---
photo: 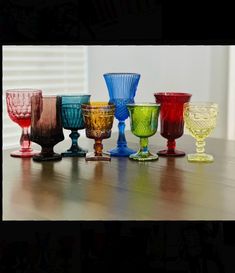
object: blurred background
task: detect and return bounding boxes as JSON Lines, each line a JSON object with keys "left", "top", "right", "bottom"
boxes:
{"left": 2, "top": 45, "right": 235, "bottom": 149}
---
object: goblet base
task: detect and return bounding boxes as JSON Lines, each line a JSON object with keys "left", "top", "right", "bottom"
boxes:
{"left": 33, "top": 153, "right": 62, "bottom": 162}
{"left": 10, "top": 149, "right": 40, "bottom": 158}
{"left": 129, "top": 151, "right": 158, "bottom": 161}
{"left": 187, "top": 153, "right": 214, "bottom": 163}
{"left": 157, "top": 149, "right": 185, "bottom": 157}
{"left": 61, "top": 149, "right": 87, "bottom": 157}
{"left": 109, "top": 146, "right": 136, "bottom": 157}
{"left": 85, "top": 152, "right": 111, "bottom": 161}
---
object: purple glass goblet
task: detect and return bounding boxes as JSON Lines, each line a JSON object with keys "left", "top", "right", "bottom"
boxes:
{"left": 30, "top": 95, "right": 64, "bottom": 162}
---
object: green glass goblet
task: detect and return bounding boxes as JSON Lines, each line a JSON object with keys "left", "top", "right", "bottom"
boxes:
{"left": 127, "top": 103, "right": 160, "bottom": 161}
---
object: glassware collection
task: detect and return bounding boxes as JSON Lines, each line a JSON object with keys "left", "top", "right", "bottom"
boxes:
{"left": 5, "top": 72, "right": 219, "bottom": 163}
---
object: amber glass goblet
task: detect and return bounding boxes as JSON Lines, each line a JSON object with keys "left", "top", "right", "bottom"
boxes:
{"left": 81, "top": 102, "right": 115, "bottom": 161}
{"left": 30, "top": 96, "right": 64, "bottom": 162}
{"left": 154, "top": 92, "right": 192, "bottom": 156}
{"left": 184, "top": 102, "right": 219, "bottom": 162}
{"left": 6, "top": 89, "right": 42, "bottom": 158}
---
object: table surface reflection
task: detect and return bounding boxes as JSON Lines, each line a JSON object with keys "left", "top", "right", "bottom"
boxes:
{"left": 3, "top": 131, "right": 235, "bottom": 220}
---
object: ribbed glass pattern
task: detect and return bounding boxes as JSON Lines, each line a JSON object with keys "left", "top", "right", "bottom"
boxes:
{"left": 62, "top": 104, "right": 83, "bottom": 130}
{"left": 60, "top": 95, "right": 91, "bottom": 157}
{"left": 103, "top": 73, "right": 140, "bottom": 99}
{"left": 103, "top": 73, "right": 140, "bottom": 157}
{"left": 61, "top": 95, "right": 90, "bottom": 130}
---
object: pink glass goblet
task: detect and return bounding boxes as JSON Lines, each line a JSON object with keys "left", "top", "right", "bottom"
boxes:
{"left": 154, "top": 92, "right": 192, "bottom": 156}
{"left": 6, "top": 89, "right": 42, "bottom": 158}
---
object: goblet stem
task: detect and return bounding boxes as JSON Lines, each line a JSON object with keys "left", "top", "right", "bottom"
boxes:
{"left": 41, "top": 147, "right": 54, "bottom": 156}
{"left": 33, "top": 146, "right": 62, "bottom": 161}
{"left": 117, "top": 121, "right": 127, "bottom": 147}
{"left": 94, "top": 139, "right": 103, "bottom": 156}
{"left": 140, "top": 137, "right": 149, "bottom": 153}
{"left": 196, "top": 139, "right": 206, "bottom": 154}
{"left": 68, "top": 130, "right": 79, "bottom": 151}
{"left": 129, "top": 137, "right": 158, "bottom": 161}
{"left": 20, "top": 127, "right": 32, "bottom": 151}
{"left": 167, "top": 139, "right": 176, "bottom": 153}
{"left": 187, "top": 139, "right": 213, "bottom": 162}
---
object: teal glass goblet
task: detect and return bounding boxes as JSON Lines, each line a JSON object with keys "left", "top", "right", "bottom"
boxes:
{"left": 61, "top": 95, "right": 90, "bottom": 157}
{"left": 127, "top": 103, "right": 160, "bottom": 161}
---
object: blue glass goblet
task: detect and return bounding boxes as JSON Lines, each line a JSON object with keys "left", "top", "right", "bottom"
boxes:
{"left": 103, "top": 73, "right": 141, "bottom": 157}
{"left": 61, "top": 95, "right": 90, "bottom": 157}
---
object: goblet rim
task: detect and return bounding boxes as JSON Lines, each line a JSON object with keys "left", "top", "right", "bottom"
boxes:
{"left": 62, "top": 103, "right": 83, "bottom": 107}
{"left": 184, "top": 102, "right": 218, "bottom": 108}
{"left": 127, "top": 102, "right": 160, "bottom": 107}
{"left": 40, "top": 95, "right": 58, "bottom": 98}
{"left": 6, "top": 88, "right": 42, "bottom": 94}
{"left": 154, "top": 92, "right": 192, "bottom": 97}
{"left": 60, "top": 94, "right": 91, "bottom": 97}
{"left": 81, "top": 102, "right": 115, "bottom": 110}
{"left": 103, "top": 72, "right": 141, "bottom": 77}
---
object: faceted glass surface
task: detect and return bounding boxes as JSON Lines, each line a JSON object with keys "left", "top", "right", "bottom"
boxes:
{"left": 184, "top": 102, "right": 218, "bottom": 162}
{"left": 82, "top": 102, "right": 115, "bottom": 161}
{"left": 127, "top": 103, "right": 160, "bottom": 161}
{"left": 6, "top": 89, "right": 42, "bottom": 157}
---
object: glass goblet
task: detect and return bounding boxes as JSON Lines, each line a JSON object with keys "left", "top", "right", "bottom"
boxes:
{"left": 30, "top": 95, "right": 65, "bottom": 162}
{"left": 127, "top": 103, "right": 160, "bottom": 161}
{"left": 81, "top": 102, "right": 115, "bottom": 161}
{"left": 183, "top": 102, "right": 219, "bottom": 162}
{"left": 6, "top": 89, "right": 42, "bottom": 158}
{"left": 103, "top": 73, "right": 141, "bottom": 157}
{"left": 61, "top": 94, "right": 91, "bottom": 157}
{"left": 154, "top": 92, "right": 192, "bottom": 156}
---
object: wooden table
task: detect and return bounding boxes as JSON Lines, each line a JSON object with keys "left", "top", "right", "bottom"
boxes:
{"left": 3, "top": 131, "right": 235, "bottom": 220}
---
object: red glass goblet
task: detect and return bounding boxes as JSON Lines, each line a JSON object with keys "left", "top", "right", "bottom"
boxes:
{"left": 30, "top": 95, "right": 64, "bottom": 162}
{"left": 6, "top": 89, "right": 42, "bottom": 158}
{"left": 154, "top": 92, "right": 192, "bottom": 156}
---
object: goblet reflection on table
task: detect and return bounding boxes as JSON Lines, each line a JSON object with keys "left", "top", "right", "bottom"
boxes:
{"left": 184, "top": 102, "right": 218, "bottom": 162}
{"left": 104, "top": 73, "right": 140, "bottom": 157}
{"left": 6, "top": 89, "right": 42, "bottom": 158}
{"left": 30, "top": 95, "right": 64, "bottom": 162}
{"left": 154, "top": 92, "right": 192, "bottom": 156}
{"left": 81, "top": 102, "right": 115, "bottom": 161}
{"left": 127, "top": 103, "right": 160, "bottom": 161}
{"left": 61, "top": 95, "right": 90, "bottom": 157}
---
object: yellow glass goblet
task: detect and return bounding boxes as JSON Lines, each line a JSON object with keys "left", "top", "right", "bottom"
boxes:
{"left": 183, "top": 102, "right": 218, "bottom": 162}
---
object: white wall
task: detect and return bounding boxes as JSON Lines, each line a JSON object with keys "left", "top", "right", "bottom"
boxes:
{"left": 87, "top": 46, "right": 229, "bottom": 139}
{"left": 227, "top": 46, "right": 235, "bottom": 140}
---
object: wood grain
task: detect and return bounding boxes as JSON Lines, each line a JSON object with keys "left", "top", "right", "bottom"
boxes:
{"left": 3, "top": 131, "right": 235, "bottom": 220}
